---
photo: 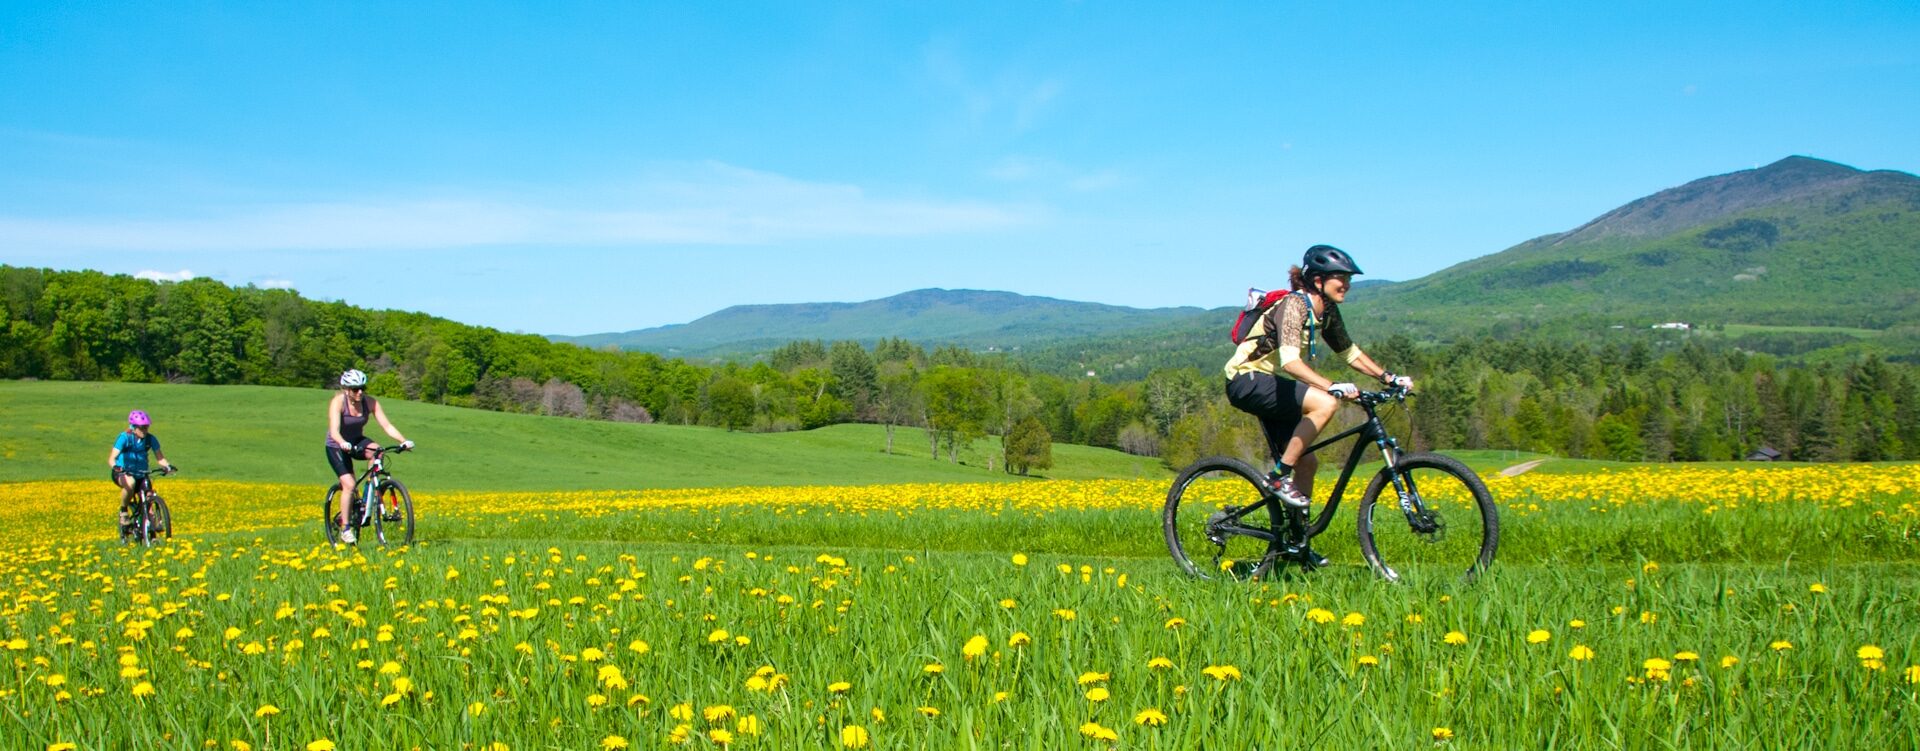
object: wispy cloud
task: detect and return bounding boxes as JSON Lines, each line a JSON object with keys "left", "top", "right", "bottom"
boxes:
{"left": 134, "top": 269, "right": 195, "bottom": 281}
{"left": 0, "top": 163, "right": 1037, "bottom": 252}
{"left": 984, "top": 156, "right": 1134, "bottom": 192}
{"left": 922, "top": 39, "right": 1067, "bottom": 132}
{"left": 256, "top": 278, "right": 294, "bottom": 289}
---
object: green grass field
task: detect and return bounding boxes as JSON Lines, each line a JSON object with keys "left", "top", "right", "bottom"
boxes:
{"left": 3, "top": 381, "right": 1916, "bottom": 749}
{"left": 0, "top": 380, "right": 1164, "bottom": 490}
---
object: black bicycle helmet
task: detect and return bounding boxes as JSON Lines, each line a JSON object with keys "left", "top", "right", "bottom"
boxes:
{"left": 1303, "top": 244, "right": 1363, "bottom": 276}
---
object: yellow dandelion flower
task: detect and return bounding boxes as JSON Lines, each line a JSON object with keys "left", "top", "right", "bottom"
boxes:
{"left": 924, "top": 662, "right": 946, "bottom": 674}
{"left": 1720, "top": 656, "right": 1739, "bottom": 669}
{"left": 963, "top": 634, "right": 989, "bottom": 660}
{"left": 1077, "top": 671, "right": 1110, "bottom": 685}
{"left": 1432, "top": 727, "right": 1454, "bottom": 741}
{"left": 1674, "top": 651, "right": 1699, "bottom": 662}
{"left": 1527, "top": 630, "right": 1551, "bottom": 645}
{"left": 1078, "top": 721, "right": 1118, "bottom": 741}
{"left": 1809, "top": 583, "right": 1827, "bottom": 594}
{"left": 1163, "top": 617, "right": 1186, "bottom": 629}
{"left": 839, "top": 725, "right": 869, "bottom": 748}
{"left": 600, "top": 736, "right": 629, "bottom": 750}
{"left": 1342, "top": 612, "right": 1365, "bottom": 627}
{"left": 1305, "top": 608, "right": 1335, "bottom": 625}
{"left": 1568, "top": 645, "right": 1595, "bottom": 661}
{"left": 1771, "top": 640, "right": 1793, "bottom": 652}
{"left": 1358, "top": 655, "right": 1380, "bottom": 667}
{"left": 1443, "top": 631, "right": 1467, "bottom": 646}
{"left": 1904, "top": 665, "right": 1920, "bottom": 684}
{"left": 131, "top": 681, "right": 155, "bottom": 698}
{"left": 1147, "top": 656, "right": 1174, "bottom": 670}
{"left": 1086, "top": 687, "right": 1110, "bottom": 702}
{"left": 828, "top": 681, "right": 851, "bottom": 694}
{"left": 1011, "top": 554, "right": 1028, "bottom": 566}
{"left": 1134, "top": 708, "right": 1168, "bottom": 726}
{"left": 307, "top": 742, "right": 337, "bottom": 751}
{"left": 255, "top": 705, "right": 281, "bottom": 718}
{"left": 708, "top": 729, "right": 733, "bottom": 745}
{"left": 1202, "top": 665, "right": 1242, "bottom": 681}
{"left": 1858, "top": 645, "right": 1885, "bottom": 661}
{"left": 1009, "top": 632, "right": 1032, "bottom": 647}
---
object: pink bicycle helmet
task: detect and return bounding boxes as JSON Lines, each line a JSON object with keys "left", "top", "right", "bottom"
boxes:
{"left": 128, "top": 410, "right": 151, "bottom": 426}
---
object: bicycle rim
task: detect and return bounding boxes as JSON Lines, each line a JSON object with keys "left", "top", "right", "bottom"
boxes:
{"left": 1357, "top": 453, "right": 1498, "bottom": 585}
{"left": 1164, "top": 457, "right": 1282, "bottom": 581}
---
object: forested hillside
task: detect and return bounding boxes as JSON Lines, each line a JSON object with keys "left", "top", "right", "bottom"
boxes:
{"left": 5, "top": 266, "right": 1918, "bottom": 467}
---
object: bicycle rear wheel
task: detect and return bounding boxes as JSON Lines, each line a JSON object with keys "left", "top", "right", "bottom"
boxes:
{"left": 372, "top": 479, "right": 414, "bottom": 546}
{"left": 1164, "top": 456, "right": 1283, "bottom": 580}
{"left": 1356, "top": 452, "right": 1498, "bottom": 585}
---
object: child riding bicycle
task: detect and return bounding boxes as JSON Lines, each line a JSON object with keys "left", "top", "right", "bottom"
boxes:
{"left": 109, "top": 409, "right": 173, "bottom": 527}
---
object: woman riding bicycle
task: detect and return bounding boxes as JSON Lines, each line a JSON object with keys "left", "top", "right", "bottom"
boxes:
{"left": 110, "top": 409, "right": 173, "bottom": 527}
{"left": 1224, "top": 245, "right": 1414, "bottom": 565}
{"left": 327, "top": 369, "right": 412, "bottom": 544}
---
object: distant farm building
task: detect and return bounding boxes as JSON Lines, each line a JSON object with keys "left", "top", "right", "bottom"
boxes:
{"left": 1745, "top": 446, "right": 1783, "bottom": 462}
{"left": 1652, "top": 322, "right": 1692, "bottom": 331}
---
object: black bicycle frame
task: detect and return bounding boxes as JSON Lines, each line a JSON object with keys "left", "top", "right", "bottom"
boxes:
{"left": 1213, "top": 398, "right": 1410, "bottom": 542}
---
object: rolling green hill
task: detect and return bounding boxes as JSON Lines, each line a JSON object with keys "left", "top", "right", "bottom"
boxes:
{"left": 0, "top": 381, "right": 1166, "bottom": 490}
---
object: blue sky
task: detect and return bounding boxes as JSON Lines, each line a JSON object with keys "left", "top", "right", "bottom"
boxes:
{"left": 3, "top": 2, "right": 1916, "bottom": 335}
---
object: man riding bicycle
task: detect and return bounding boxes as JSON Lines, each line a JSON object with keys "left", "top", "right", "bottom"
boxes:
{"left": 109, "top": 410, "right": 173, "bottom": 528}
{"left": 1224, "top": 245, "right": 1415, "bottom": 566}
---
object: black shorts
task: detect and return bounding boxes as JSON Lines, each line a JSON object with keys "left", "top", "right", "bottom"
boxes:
{"left": 326, "top": 441, "right": 371, "bottom": 477}
{"left": 1225, "top": 372, "right": 1312, "bottom": 463}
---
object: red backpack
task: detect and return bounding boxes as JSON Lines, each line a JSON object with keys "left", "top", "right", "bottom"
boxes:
{"left": 1229, "top": 288, "right": 1297, "bottom": 344}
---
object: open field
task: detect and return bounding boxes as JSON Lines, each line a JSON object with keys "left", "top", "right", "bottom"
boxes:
{"left": 0, "top": 381, "right": 1163, "bottom": 489}
{"left": 1, "top": 458, "right": 1917, "bottom": 749}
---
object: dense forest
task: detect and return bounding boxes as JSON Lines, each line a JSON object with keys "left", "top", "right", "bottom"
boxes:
{"left": 5, "top": 266, "right": 1917, "bottom": 468}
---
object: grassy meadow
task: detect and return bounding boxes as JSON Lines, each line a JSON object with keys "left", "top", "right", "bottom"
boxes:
{"left": 1, "top": 381, "right": 1918, "bottom": 749}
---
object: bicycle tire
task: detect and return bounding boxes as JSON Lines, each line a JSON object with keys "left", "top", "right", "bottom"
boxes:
{"left": 151, "top": 495, "right": 172, "bottom": 540}
{"left": 1355, "top": 452, "right": 1498, "bottom": 584}
{"left": 323, "top": 486, "right": 345, "bottom": 545}
{"left": 1164, "top": 456, "right": 1284, "bottom": 580}
{"left": 372, "top": 479, "right": 414, "bottom": 546}
{"left": 135, "top": 497, "right": 155, "bottom": 546}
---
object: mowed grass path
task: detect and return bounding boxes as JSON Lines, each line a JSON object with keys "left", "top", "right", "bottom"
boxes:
{"left": 0, "top": 381, "right": 1163, "bottom": 490}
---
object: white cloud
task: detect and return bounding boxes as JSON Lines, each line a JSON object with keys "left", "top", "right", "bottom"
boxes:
{"left": 257, "top": 278, "right": 295, "bottom": 289}
{"left": 134, "top": 269, "right": 195, "bottom": 282}
{"left": 0, "top": 163, "right": 1038, "bottom": 252}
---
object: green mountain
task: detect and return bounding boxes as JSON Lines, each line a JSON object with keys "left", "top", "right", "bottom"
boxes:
{"left": 1348, "top": 156, "right": 1920, "bottom": 339}
{"left": 558, "top": 156, "right": 1920, "bottom": 371}
{"left": 552, "top": 288, "right": 1211, "bottom": 357}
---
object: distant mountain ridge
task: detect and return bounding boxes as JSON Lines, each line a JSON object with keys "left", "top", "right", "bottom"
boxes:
{"left": 558, "top": 156, "right": 1920, "bottom": 366}
{"left": 554, "top": 288, "right": 1213, "bottom": 356}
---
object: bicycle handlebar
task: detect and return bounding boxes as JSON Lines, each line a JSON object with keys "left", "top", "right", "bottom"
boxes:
{"left": 119, "top": 467, "right": 179, "bottom": 479}
{"left": 1352, "top": 383, "right": 1414, "bottom": 406}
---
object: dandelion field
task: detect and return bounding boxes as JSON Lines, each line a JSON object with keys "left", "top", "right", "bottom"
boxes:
{"left": 2, "top": 464, "right": 1918, "bottom": 749}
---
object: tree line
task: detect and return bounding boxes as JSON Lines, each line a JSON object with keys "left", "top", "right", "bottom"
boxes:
{"left": 5, "top": 266, "right": 1917, "bottom": 469}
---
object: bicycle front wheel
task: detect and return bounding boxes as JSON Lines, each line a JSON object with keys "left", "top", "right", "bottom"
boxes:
{"left": 1356, "top": 452, "right": 1498, "bottom": 585}
{"left": 151, "top": 495, "right": 172, "bottom": 540}
{"left": 1164, "top": 456, "right": 1283, "bottom": 580}
{"left": 323, "top": 487, "right": 345, "bottom": 545}
{"left": 372, "top": 479, "right": 414, "bottom": 546}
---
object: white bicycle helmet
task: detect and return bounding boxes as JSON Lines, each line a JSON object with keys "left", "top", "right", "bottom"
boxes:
{"left": 339, "top": 369, "right": 368, "bottom": 388}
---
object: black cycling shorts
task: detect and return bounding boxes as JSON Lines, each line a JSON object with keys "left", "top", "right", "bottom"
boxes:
{"left": 326, "top": 441, "right": 371, "bottom": 477}
{"left": 1226, "top": 372, "right": 1312, "bottom": 463}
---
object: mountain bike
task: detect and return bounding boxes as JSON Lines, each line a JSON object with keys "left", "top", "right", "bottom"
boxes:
{"left": 1163, "top": 384, "right": 1498, "bottom": 584}
{"left": 323, "top": 445, "right": 415, "bottom": 546}
{"left": 118, "top": 467, "right": 177, "bottom": 546}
